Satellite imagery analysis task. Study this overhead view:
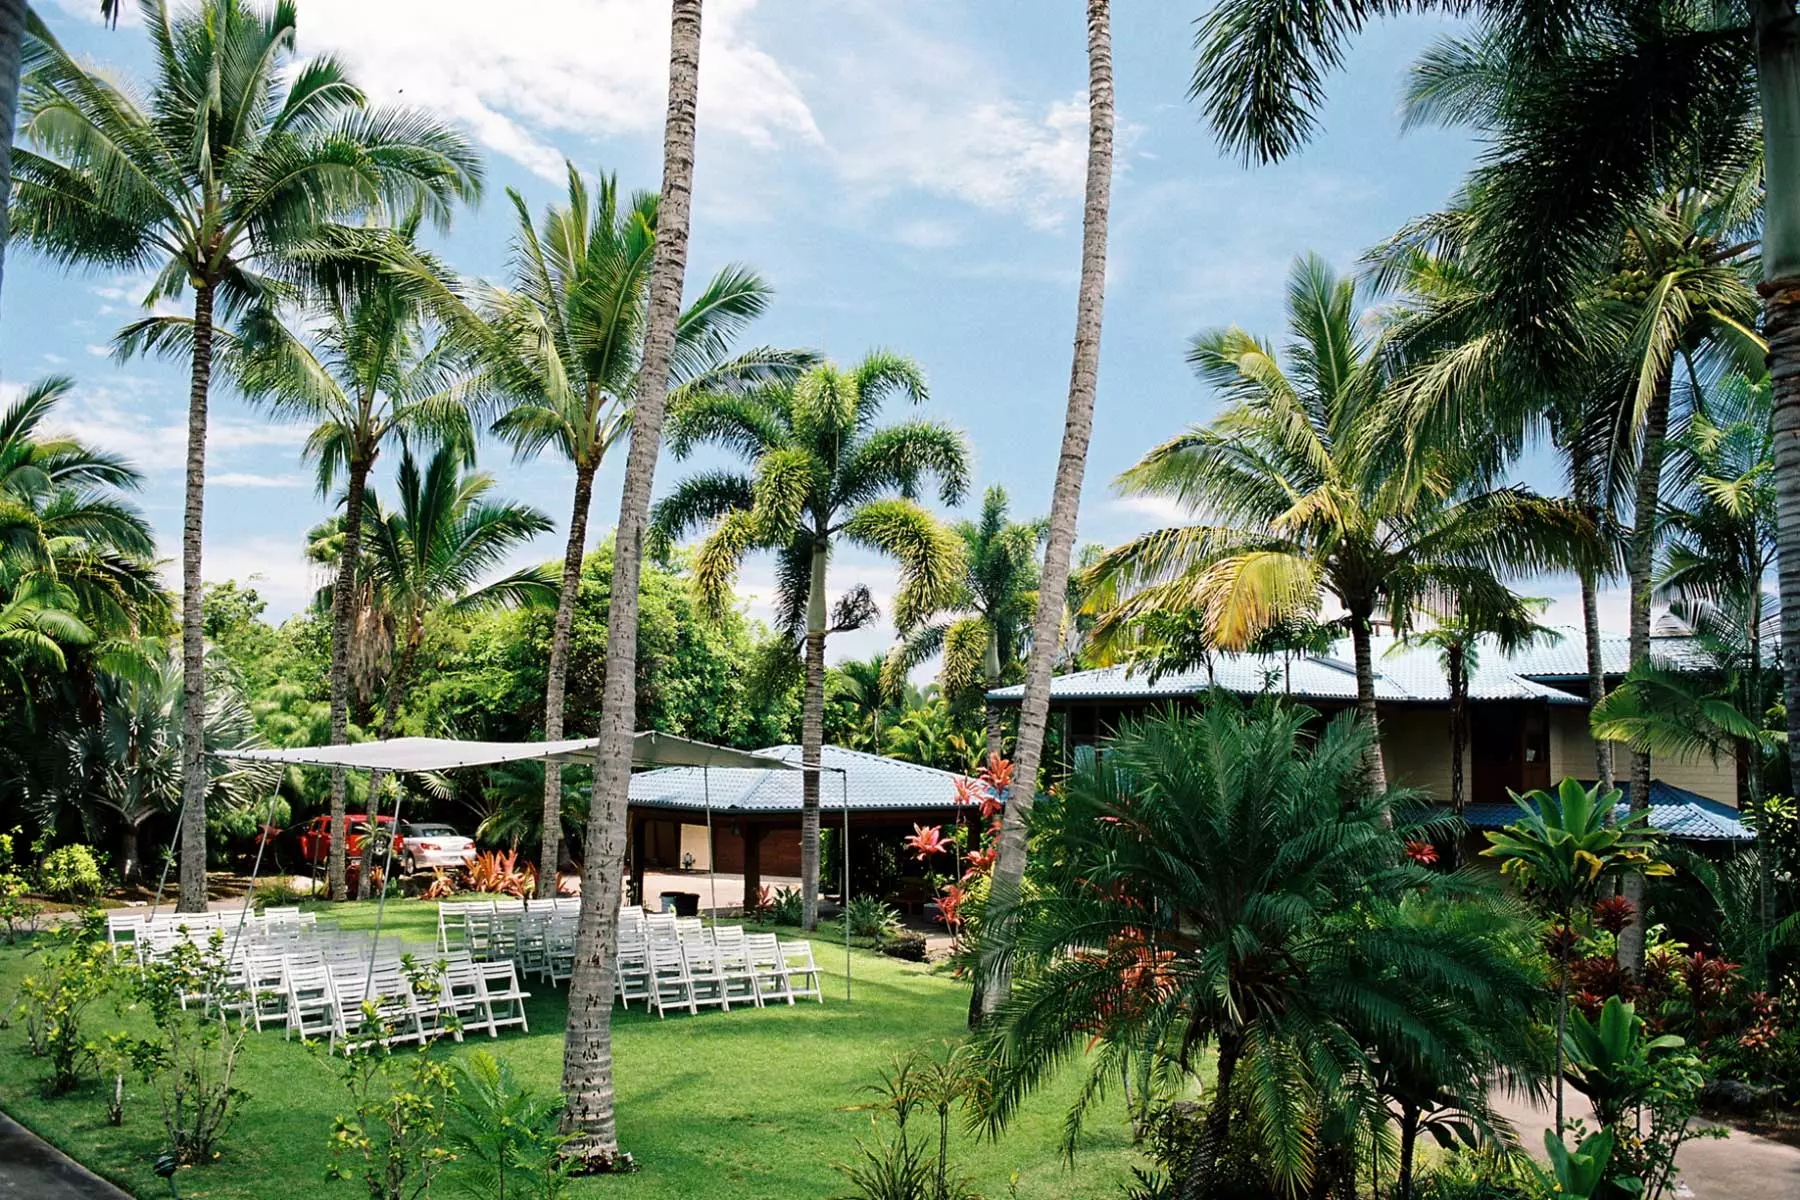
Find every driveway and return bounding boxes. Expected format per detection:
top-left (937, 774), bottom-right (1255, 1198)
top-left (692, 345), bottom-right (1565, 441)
top-left (1490, 1089), bottom-right (1800, 1199)
top-left (0, 1112), bottom-right (132, 1200)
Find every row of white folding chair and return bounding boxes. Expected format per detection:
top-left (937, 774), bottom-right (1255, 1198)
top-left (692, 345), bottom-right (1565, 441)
top-left (616, 932), bottom-right (821, 1015)
top-left (279, 953), bottom-right (531, 1051)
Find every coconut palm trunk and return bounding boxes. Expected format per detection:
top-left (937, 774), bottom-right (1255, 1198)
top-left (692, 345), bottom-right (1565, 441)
top-left (1619, 373), bottom-right (1673, 973)
top-left (1756, 0), bottom-right (1800, 806)
top-left (1348, 607), bottom-right (1389, 794)
top-left (176, 281), bottom-right (216, 913)
top-left (357, 627), bottom-right (420, 900)
top-left (0, 0), bottom-right (25, 305)
top-left (983, 632), bottom-right (1004, 762)
top-left (800, 541), bottom-right (828, 931)
top-left (539, 460), bottom-right (598, 897)
top-left (560, 0), bottom-right (702, 1162)
top-left (1573, 463), bottom-right (1615, 788)
top-left (984, 0), bottom-right (1112, 1018)
top-left (327, 457), bottom-right (372, 902)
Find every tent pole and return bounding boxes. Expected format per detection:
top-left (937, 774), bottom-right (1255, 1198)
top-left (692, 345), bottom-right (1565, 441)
top-left (363, 775), bottom-right (408, 996)
top-left (147, 783), bottom-right (194, 922)
top-left (842, 767), bottom-right (851, 1003)
top-left (228, 786), bottom-right (285, 963)
top-left (704, 765), bottom-right (717, 919)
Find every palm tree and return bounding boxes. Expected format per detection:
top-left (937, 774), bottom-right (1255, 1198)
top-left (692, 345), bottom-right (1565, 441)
top-left (559, 0), bottom-right (704, 1162)
top-left (1079, 255), bottom-right (1592, 792)
top-left (983, 0), bottom-right (1115, 1022)
top-left (57, 648), bottom-right (271, 883)
top-left (826, 654), bottom-right (895, 753)
top-left (1187, 0), bottom-right (1800, 853)
top-left (886, 486), bottom-right (1045, 760)
top-left (11, 0), bottom-right (481, 911)
top-left (654, 351), bottom-right (970, 930)
top-left (227, 219), bottom-right (476, 902)
top-left (975, 703), bottom-right (1537, 1196)
top-left (481, 167), bottom-right (797, 895)
top-left (1393, 600), bottom-right (1556, 831)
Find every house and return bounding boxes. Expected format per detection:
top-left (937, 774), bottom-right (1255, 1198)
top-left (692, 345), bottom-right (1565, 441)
top-left (988, 625), bottom-right (1747, 835)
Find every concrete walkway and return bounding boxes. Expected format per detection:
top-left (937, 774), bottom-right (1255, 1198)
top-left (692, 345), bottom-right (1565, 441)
top-left (0, 1112), bottom-right (133, 1200)
top-left (1490, 1089), bottom-right (1800, 1200)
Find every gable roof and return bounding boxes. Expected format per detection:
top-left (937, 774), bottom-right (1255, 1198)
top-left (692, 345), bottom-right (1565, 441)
top-left (627, 744), bottom-right (977, 815)
top-left (989, 627), bottom-right (1709, 707)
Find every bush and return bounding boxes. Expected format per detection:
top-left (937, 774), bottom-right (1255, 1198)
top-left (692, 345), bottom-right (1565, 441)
top-left (121, 932), bottom-right (251, 1163)
top-left (10, 914), bottom-right (117, 1094)
top-left (39, 844), bottom-right (103, 901)
top-left (769, 886), bottom-right (804, 926)
top-left (329, 1038), bottom-right (456, 1200)
top-left (253, 876), bottom-right (305, 907)
top-left (0, 829), bottom-right (42, 943)
top-left (845, 895), bottom-right (901, 940)
top-left (442, 1051), bottom-right (574, 1200)
top-left (878, 930), bottom-right (929, 962)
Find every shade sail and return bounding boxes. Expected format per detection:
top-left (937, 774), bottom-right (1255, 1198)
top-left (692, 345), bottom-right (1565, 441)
top-left (218, 731), bottom-right (802, 773)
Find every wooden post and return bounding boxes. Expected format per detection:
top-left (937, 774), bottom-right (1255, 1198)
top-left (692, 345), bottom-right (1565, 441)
top-left (742, 825), bottom-right (765, 914)
top-left (629, 810), bottom-right (646, 907)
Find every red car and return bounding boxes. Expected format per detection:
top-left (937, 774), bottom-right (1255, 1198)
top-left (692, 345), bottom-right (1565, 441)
top-left (297, 813), bottom-right (393, 871)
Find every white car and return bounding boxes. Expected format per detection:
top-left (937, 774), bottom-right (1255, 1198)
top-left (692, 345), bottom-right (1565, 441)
top-left (396, 822), bottom-right (477, 875)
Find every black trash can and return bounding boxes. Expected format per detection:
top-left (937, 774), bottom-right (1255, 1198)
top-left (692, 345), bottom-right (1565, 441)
top-left (659, 891), bottom-right (700, 917)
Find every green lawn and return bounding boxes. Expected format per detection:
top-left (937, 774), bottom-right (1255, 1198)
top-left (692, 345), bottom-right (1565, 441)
top-left (0, 900), bottom-right (1145, 1199)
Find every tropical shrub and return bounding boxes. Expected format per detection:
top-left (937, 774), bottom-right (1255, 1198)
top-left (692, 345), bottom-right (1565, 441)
top-left (442, 1051), bottom-right (574, 1200)
top-left (465, 850), bottom-right (536, 899)
top-left (0, 829), bottom-right (41, 943)
top-left (328, 1038), bottom-right (456, 1200)
top-left (972, 701), bottom-right (1540, 1198)
top-left (252, 876), bottom-right (305, 907)
top-left (845, 895), bottom-right (902, 940)
top-left (39, 844), bottom-right (103, 901)
top-left (120, 932), bottom-right (251, 1164)
top-left (835, 1042), bottom-right (984, 1200)
top-left (10, 915), bottom-right (116, 1094)
top-left (768, 886), bottom-right (805, 927)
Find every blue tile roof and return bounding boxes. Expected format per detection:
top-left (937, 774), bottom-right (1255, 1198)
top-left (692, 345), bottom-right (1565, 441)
top-left (989, 627), bottom-right (1711, 706)
top-left (627, 744), bottom-right (979, 815)
top-left (1462, 780), bottom-right (1752, 842)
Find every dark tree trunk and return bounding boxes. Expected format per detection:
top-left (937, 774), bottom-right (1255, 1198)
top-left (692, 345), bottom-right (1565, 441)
top-left (0, 0), bottom-right (25, 308)
top-left (1349, 607), bottom-right (1388, 793)
top-left (358, 629), bottom-right (419, 901)
top-left (119, 823), bottom-right (139, 885)
top-left (1619, 373), bottom-right (1672, 975)
top-left (1397, 1103), bottom-right (1420, 1200)
top-left (177, 281), bottom-right (216, 914)
top-left (1182, 1032), bottom-right (1240, 1200)
top-left (327, 455), bottom-right (372, 903)
top-left (1573, 463), bottom-right (1615, 789)
top-left (540, 460), bottom-right (598, 897)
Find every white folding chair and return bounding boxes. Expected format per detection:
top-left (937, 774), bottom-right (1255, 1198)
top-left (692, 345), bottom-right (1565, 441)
top-left (613, 936), bottom-right (651, 1009)
top-left (439, 958), bottom-right (492, 1040)
top-left (682, 941), bottom-right (732, 1013)
top-left (246, 952), bottom-right (290, 1032)
top-left (744, 933), bottom-right (794, 1006)
top-left (711, 927), bottom-right (760, 1008)
top-left (648, 943), bottom-right (695, 1018)
top-left (285, 962), bottom-right (336, 1042)
top-left (476, 961), bottom-right (531, 1034)
top-left (780, 940), bottom-right (824, 1003)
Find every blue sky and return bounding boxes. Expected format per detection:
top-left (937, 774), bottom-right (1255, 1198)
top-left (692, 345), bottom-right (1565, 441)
top-left (6, 1), bottom-right (1602, 660)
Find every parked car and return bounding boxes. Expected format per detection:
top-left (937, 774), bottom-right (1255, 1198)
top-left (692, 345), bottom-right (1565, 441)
top-left (296, 813), bottom-right (393, 871)
top-left (393, 822), bottom-right (476, 876)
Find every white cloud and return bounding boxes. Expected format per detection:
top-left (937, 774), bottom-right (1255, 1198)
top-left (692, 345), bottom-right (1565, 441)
top-left (212, 472), bottom-right (309, 489)
top-left (42, 382), bottom-right (306, 476)
top-left (293, 0), bottom-right (820, 182)
top-left (1109, 494), bottom-right (1192, 525)
top-left (159, 536), bottom-right (324, 619)
top-left (84, 344), bottom-right (111, 358)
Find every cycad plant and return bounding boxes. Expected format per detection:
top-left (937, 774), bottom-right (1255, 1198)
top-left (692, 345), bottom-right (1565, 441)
top-left (975, 701), bottom-right (1532, 1197)
top-left (481, 166), bottom-right (799, 893)
top-left (227, 216), bottom-right (476, 901)
top-left (885, 486), bottom-right (1045, 760)
top-left (11, 0), bottom-right (481, 910)
top-left (653, 352), bottom-right (969, 929)
top-left (1080, 255), bottom-right (1592, 790)
top-left (1481, 778), bottom-right (1670, 1129)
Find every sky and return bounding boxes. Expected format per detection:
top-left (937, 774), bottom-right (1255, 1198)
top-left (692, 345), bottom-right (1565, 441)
top-left (3, 0), bottom-right (1615, 665)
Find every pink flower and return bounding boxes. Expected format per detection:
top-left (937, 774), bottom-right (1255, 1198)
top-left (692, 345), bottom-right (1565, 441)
top-left (904, 824), bottom-right (952, 862)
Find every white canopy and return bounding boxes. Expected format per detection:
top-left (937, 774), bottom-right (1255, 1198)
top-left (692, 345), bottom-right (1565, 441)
top-left (218, 731), bottom-right (803, 773)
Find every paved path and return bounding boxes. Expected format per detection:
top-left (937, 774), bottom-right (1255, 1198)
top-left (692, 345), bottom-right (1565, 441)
top-left (0, 1112), bottom-right (133, 1200)
top-left (1490, 1089), bottom-right (1800, 1200)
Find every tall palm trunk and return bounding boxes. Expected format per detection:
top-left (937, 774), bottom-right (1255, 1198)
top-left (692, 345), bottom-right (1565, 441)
top-left (0, 0), bottom-right (25, 307)
top-left (1348, 608), bottom-right (1389, 793)
top-left (357, 625), bottom-right (420, 901)
top-left (983, 0), bottom-right (1112, 1019)
top-left (539, 460), bottom-right (598, 897)
top-left (800, 540), bottom-right (827, 932)
top-left (1573, 463), bottom-right (1614, 788)
top-left (1619, 373), bottom-right (1673, 974)
top-left (176, 281), bottom-right (215, 914)
top-left (983, 629), bottom-right (1004, 763)
top-left (1755, 0), bottom-right (1800, 813)
top-left (326, 455), bottom-right (372, 903)
top-left (560, 0), bottom-right (702, 1162)
top-left (1187, 1031), bottom-right (1241, 1199)
top-left (1447, 647), bottom-right (1466, 867)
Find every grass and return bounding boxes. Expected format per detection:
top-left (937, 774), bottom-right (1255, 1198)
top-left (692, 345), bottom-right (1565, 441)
top-left (0, 899), bottom-right (1146, 1199)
